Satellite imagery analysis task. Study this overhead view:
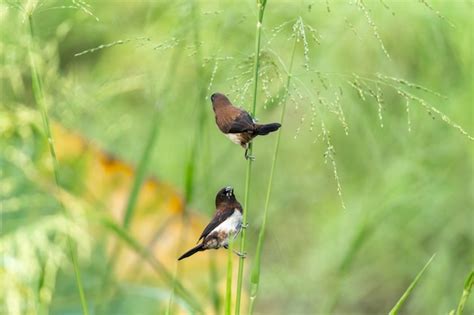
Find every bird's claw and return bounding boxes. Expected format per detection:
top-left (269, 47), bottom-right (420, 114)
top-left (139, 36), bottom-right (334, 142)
top-left (233, 250), bottom-right (247, 258)
top-left (241, 223), bottom-right (249, 229)
top-left (245, 153), bottom-right (255, 161)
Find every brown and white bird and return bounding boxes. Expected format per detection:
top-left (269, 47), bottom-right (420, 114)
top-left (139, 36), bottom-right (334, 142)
top-left (211, 93), bottom-right (281, 160)
top-left (178, 186), bottom-right (245, 260)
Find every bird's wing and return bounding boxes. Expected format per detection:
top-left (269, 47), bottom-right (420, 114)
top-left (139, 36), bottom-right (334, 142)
top-left (227, 111), bottom-right (255, 133)
top-left (198, 208), bottom-right (235, 242)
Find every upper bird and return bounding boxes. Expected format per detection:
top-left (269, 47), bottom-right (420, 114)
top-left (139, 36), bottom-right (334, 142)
top-left (178, 186), bottom-right (245, 261)
top-left (211, 93), bottom-right (281, 160)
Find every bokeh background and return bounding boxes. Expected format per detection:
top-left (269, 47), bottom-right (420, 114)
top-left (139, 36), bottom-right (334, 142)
top-left (1, 0), bottom-right (473, 314)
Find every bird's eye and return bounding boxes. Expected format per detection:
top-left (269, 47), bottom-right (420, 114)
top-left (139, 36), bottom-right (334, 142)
top-left (211, 93), bottom-right (216, 101)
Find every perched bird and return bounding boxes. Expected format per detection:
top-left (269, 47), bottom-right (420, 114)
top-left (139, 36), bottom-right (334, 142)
top-left (211, 93), bottom-right (281, 160)
top-left (178, 186), bottom-right (246, 261)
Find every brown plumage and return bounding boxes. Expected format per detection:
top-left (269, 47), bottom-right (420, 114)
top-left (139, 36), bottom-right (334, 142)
top-left (211, 93), bottom-right (281, 159)
top-left (178, 186), bottom-right (245, 261)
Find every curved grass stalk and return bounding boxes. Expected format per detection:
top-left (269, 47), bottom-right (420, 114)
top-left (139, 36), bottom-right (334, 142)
top-left (248, 35), bottom-right (298, 315)
top-left (27, 13), bottom-right (89, 315)
top-left (454, 270), bottom-right (473, 315)
top-left (234, 1), bottom-right (267, 314)
top-left (97, 215), bottom-right (203, 313)
top-left (388, 253), bottom-right (436, 315)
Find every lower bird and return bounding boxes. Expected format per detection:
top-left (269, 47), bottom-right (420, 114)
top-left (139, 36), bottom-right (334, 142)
top-left (178, 186), bottom-right (246, 260)
top-left (211, 93), bottom-right (281, 160)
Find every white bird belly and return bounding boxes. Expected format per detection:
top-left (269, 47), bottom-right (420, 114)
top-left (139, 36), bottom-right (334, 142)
top-left (225, 133), bottom-right (242, 145)
top-left (211, 209), bottom-right (243, 246)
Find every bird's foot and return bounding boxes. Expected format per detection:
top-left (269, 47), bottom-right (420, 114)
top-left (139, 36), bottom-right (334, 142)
top-left (241, 223), bottom-right (249, 229)
top-left (244, 146), bottom-right (255, 161)
top-left (244, 152), bottom-right (255, 161)
top-left (233, 250), bottom-right (247, 258)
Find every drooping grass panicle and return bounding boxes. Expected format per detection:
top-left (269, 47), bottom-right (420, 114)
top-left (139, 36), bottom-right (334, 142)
top-left (266, 19), bottom-right (295, 46)
top-left (296, 77), bottom-right (347, 209)
top-left (375, 84), bottom-right (384, 128)
top-left (418, 0), bottom-right (455, 28)
top-left (293, 17), bottom-right (310, 70)
top-left (74, 37), bottom-right (171, 57)
top-left (333, 90), bottom-right (349, 135)
top-left (397, 90), bottom-right (474, 141)
top-left (398, 91), bottom-right (412, 132)
top-left (357, 0), bottom-right (391, 59)
top-left (325, 0), bottom-right (331, 13)
top-left (344, 17), bottom-right (360, 38)
top-left (376, 73), bottom-right (448, 99)
top-left (379, 0), bottom-right (395, 16)
top-left (71, 0), bottom-right (99, 21)
top-left (307, 71), bottom-right (473, 140)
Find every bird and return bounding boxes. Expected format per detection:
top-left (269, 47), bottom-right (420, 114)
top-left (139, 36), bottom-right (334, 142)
top-left (211, 93), bottom-right (281, 160)
top-left (178, 186), bottom-right (246, 261)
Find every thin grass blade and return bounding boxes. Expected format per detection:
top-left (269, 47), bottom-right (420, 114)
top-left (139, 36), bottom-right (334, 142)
top-left (98, 214), bottom-right (203, 313)
top-left (454, 270), bottom-right (474, 315)
top-left (388, 253), bottom-right (436, 315)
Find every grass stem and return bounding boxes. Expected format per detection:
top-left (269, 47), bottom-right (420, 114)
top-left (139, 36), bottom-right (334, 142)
top-left (248, 35), bottom-right (298, 315)
top-left (234, 1), bottom-right (267, 314)
top-left (225, 239), bottom-right (234, 315)
top-left (123, 109), bottom-right (160, 229)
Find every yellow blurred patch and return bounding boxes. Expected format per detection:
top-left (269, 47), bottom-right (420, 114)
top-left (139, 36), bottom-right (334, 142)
top-left (51, 123), bottom-right (239, 313)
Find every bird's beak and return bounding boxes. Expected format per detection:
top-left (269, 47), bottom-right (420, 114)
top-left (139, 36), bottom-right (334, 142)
top-left (225, 186), bottom-right (233, 197)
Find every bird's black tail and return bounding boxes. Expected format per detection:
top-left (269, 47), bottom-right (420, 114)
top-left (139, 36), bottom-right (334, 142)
top-left (178, 243), bottom-right (204, 261)
top-left (254, 123), bottom-right (281, 136)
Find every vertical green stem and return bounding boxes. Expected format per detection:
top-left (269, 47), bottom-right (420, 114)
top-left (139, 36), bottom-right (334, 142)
top-left (27, 13), bottom-right (89, 315)
top-left (225, 239), bottom-right (234, 315)
top-left (209, 254), bottom-right (221, 313)
top-left (248, 36), bottom-right (298, 315)
top-left (184, 0), bottom-right (207, 205)
top-left (234, 1), bottom-right (267, 314)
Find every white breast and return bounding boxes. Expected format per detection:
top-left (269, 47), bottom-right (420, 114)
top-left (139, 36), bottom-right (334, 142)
top-left (211, 209), bottom-right (243, 243)
top-left (225, 133), bottom-right (242, 145)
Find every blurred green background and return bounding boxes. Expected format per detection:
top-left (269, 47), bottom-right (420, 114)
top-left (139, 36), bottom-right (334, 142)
top-left (1, 0), bottom-right (473, 314)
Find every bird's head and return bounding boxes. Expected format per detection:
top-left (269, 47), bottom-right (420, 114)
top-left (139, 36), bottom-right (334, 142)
top-left (210, 93), bottom-right (231, 110)
top-left (215, 186), bottom-right (236, 205)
